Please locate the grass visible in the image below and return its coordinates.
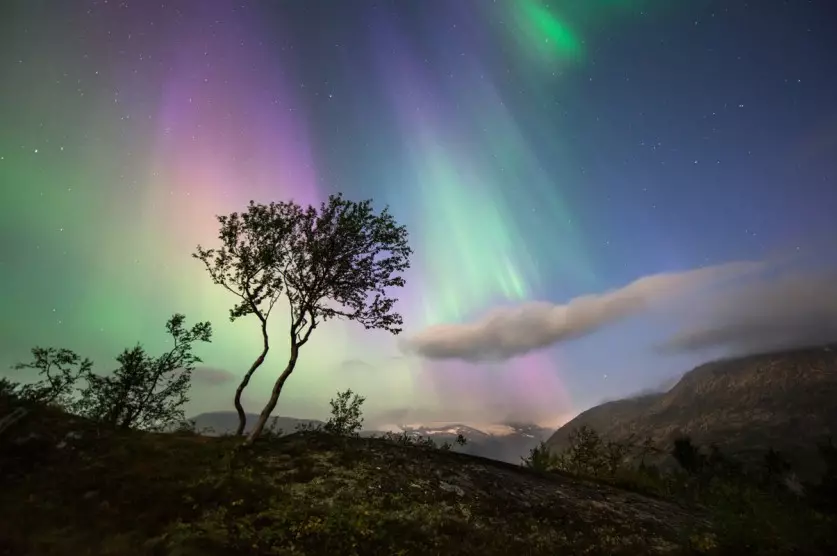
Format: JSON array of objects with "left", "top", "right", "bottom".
[{"left": 1, "top": 401, "right": 835, "bottom": 555}]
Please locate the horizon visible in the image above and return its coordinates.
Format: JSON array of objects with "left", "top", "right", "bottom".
[{"left": 2, "top": 1, "right": 837, "bottom": 430}]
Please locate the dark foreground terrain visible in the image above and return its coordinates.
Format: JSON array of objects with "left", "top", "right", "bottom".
[{"left": 1, "top": 402, "right": 834, "bottom": 555}]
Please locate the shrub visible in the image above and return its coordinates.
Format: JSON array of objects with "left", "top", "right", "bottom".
[
  {"left": 521, "top": 441, "right": 561, "bottom": 471},
  {"left": 323, "top": 389, "right": 365, "bottom": 437}
]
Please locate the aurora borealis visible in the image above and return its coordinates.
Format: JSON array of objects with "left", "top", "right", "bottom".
[{"left": 2, "top": 1, "right": 836, "bottom": 427}]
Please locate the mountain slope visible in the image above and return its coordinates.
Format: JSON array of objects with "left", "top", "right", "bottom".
[{"left": 546, "top": 344, "right": 837, "bottom": 479}]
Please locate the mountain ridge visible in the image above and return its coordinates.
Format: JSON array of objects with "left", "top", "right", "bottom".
[
  {"left": 546, "top": 343, "right": 837, "bottom": 480},
  {"left": 190, "top": 411, "right": 553, "bottom": 464}
]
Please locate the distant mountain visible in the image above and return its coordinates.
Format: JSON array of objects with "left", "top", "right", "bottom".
[
  {"left": 190, "top": 412, "right": 552, "bottom": 464},
  {"left": 190, "top": 412, "right": 325, "bottom": 436},
  {"left": 546, "top": 344, "right": 837, "bottom": 480},
  {"left": 380, "top": 422, "right": 554, "bottom": 464}
]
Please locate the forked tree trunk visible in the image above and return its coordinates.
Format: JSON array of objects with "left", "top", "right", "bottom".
[
  {"left": 233, "top": 319, "right": 270, "bottom": 436},
  {"left": 245, "top": 343, "right": 299, "bottom": 444}
]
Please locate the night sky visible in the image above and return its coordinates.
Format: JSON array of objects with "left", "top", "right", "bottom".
[{"left": 2, "top": 1, "right": 836, "bottom": 428}]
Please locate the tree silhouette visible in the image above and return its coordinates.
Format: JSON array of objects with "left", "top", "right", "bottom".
[
  {"left": 197, "top": 193, "right": 412, "bottom": 443},
  {"left": 194, "top": 201, "right": 298, "bottom": 435},
  {"left": 6, "top": 315, "right": 210, "bottom": 432},
  {"left": 522, "top": 441, "right": 559, "bottom": 471},
  {"left": 323, "top": 389, "right": 365, "bottom": 437},
  {"left": 75, "top": 314, "right": 212, "bottom": 431},
  {"left": 12, "top": 348, "right": 93, "bottom": 410},
  {"left": 672, "top": 435, "right": 705, "bottom": 475}
]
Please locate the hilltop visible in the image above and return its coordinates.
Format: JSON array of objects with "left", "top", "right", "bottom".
[
  {"left": 546, "top": 344, "right": 837, "bottom": 480},
  {"left": 4, "top": 342, "right": 837, "bottom": 556},
  {"left": 1, "top": 400, "right": 728, "bottom": 556}
]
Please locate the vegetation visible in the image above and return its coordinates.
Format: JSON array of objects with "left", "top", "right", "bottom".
[
  {"left": 4, "top": 379, "right": 835, "bottom": 555},
  {"left": 2, "top": 194, "right": 836, "bottom": 554},
  {"left": 0, "top": 395, "right": 710, "bottom": 556},
  {"left": 292, "top": 389, "right": 467, "bottom": 453},
  {"left": 521, "top": 425, "right": 837, "bottom": 554},
  {"left": 8, "top": 347, "right": 93, "bottom": 409},
  {"left": 2, "top": 314, "right": 211, "bottom": 433},
  {"left": 322, "top": 388, "right": 365, "bottom": 437},
  {"left": 194, "top": 194, "right": 412, "bottom": 443},
  {"left": 75, "top": 315, "right": 212, "bottom": 431}
]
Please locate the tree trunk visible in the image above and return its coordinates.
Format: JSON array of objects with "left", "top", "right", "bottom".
[
  {"left": 233, "top": 320, "right": 270, "bottom": 436},
  {"left": 245, "top": 343, "right": 299, "bottom": 444}
]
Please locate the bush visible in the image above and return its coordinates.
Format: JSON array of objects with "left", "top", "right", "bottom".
[
  {"left": 539, "top": 425, "right": 837, "bottom": 554},
  {"left": 4, "top": 314, "right": 211, "bottom": 433},
  {"left": 521, "top": 441, "right": 561, "bottom": 471},
  {"left": 323, "top": 389, "right": 365, "bottom": 437}
]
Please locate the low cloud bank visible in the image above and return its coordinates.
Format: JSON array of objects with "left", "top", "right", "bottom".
[
  {"left": 660, "top": 269, "right": 837, "bottom": 355},
  {"left": 402, "top": 261, "right": 762, "bottom": 362},
  {"left": 191, "top": 366, "right": 237, "bottom": 385},
  {"left": 366, "top": 404, "right": 570, "bottom": 431}
]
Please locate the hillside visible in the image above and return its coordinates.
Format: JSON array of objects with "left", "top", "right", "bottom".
[
  {"left": 546, "top": 344, "right": 837, "bottom": 479},
  {"left": 0, "top": 401, "right": 729, "bottom": 555},
  {"left": 191, "top": 412, "right": 552, "bottom": 464}
]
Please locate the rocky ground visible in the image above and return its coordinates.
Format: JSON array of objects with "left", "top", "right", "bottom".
[{"left": 0, "top": 402, "right": 826, "bottom": 555}]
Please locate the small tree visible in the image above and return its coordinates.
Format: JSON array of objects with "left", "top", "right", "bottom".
[
  {"left": 11, "top": 348, "right": 93, "bottom": 410},
  {"left": 672, "top": 435, "right": 705, "bottom": 475},
  {"left": 638, "top": 436, "right": 657, "bottom": 467},
  {"left": 323, "top": 388, "right": 365, "bottom": 437},
  {"left": 199, "top": 194, "right": 411, "bottom": 444},
  {"left": 602, "top": 439, "right": 632, "bottom": 476},
  {"left": 194, "top": 201, "right": 298, "bottom": 436},
  {"left": 75, "top": 314, "right": 212, "bottom": 431},
  {"left": 522, "top": 441, "right": 560, "bottom": 471},
  {"left": 0, "top": 377, "right": 21, "bottom": 402},
  {"left": 560, "top": 426, "right": 607, "bottom": 475}
]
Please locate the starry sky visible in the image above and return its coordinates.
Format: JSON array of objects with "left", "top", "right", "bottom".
[{"left": 2, "top": 0, "right": 836, "bottom": 428}]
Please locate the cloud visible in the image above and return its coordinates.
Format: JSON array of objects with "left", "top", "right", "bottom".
[
  {"left": 340, "top": 358, "right": 376, "bottom": 372},
  {"left": 597, "top": 373, "right": 684, "bottom": 406},
  {"left": 401, "top": 261, "right": 761, "bottom": 362},
  {"left": 660, "top": 269, "right": 837, "bottom": 355},
  {"left": 366, "top": 403, "right": 568, "bottom": 430},
  {"left": 191, "top": 366, "right": 237, "bottom": 386}
]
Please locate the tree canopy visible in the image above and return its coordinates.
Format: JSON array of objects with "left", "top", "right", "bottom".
[
  {"left": 76, "top": 314, "right": 212, "bottom": 431},
  {"left": 195, "top": 193, "right": 412, "bottom": 442},
  {"left": 5, "top": 314, "right": 211, "bottom": 433}
]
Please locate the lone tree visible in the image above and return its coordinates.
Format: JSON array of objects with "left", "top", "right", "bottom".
[
  {"left": 194, "top": 201, "right": 299, "bottom": 435},
  {"left": 196, "top": 193, "right": 412, "bottom": 443}
]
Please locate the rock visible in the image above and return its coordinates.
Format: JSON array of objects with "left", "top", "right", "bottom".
[{"left": 439, "top": 480, "right": 465, "bottom": 497}]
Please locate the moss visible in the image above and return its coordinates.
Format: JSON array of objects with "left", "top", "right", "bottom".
[{"left": 1, "top": 403, "right": 834, "bottom": 555}]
